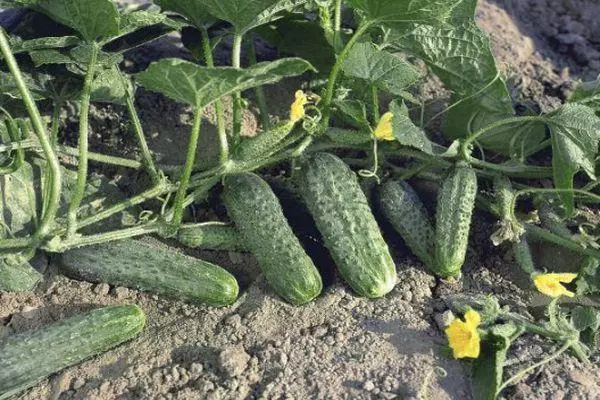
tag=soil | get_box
[2,1,600,399]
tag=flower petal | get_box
[464,309,481,328]
[373,112,394,141]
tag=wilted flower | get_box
[290,90,308,122]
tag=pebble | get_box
[94,283,110,296]
[363,381,376,391]
[218,346,250,377]
[312,325,328,338]
[190,363,203,375]
[114,287,130,299]
[72,377,86,390]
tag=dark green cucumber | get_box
[0,305,145,400]
[177,223,246,252]
[378,179,436,270]
[234,121,295,162]
[295,152,397,298]
[60,240,238,306]
[512,237,536,274]
[0,255,41,292]
[434,161,477,278]
[223,173,323,305]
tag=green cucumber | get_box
[295,152,397,298]
[0,305,145,400]
[512,238,536,274]
[234,121,295,162]
[434,161,477,278]
[378,179,436,270]
[0,255,41,292]
[60,240,238,306]
[223,173,323,305]
[177,223,246,252]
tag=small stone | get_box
[312,325,328,337]
[225,314,242,328]
[218,346,250,377]
[434,310,455,330]
[93,283,110,296]
[401,291,413,302]
[72,377,86,390]
[114,287,130,299]
[190,363,203,375]
[363,380,376,391]
[50,295,60,304]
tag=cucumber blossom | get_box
[434,161,477,278]
[378,179,436,271]
[223,173,323,305]
[295,152,397,298]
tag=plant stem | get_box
[58,145,142,169]
[0,138,36,153]
[50,100,61,146]
[525,224,600,259]
[246,35,271,130]
[468,158,553,178]
[371,86,380,124]
[169,103,204,230]
[231,32,244,145]
[122,74,160,183]
[0,28,62,239]
[321,21,372,130]
[46,223,160,252]
[66,41,98,238]
[200,26,229,165]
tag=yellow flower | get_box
[290,90,308,122]
[445,309,481,359]
[373,112,394,141]
[533,273,578,298]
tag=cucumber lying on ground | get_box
[378,179,436,271]
[177,223,246,252]
[0,305,145,400]
[434,161,478,278]
[0,255,41,292]
[223,173,323,305]
[295,152,397,298]
[60,240,238,306]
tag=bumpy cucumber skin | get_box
[512,238,535,274]
[378,179,436,270]
[234,121,295,162]
[0,305,145,400]
[295,153,397,298]
[0,256,41,292]
[177,224,246,252]
[60,240,238,307]
[223,173,323,305]
[434,162,477,278]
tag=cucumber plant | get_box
[0,1,599,397]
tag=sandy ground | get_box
[1,1,600,399]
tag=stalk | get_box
[200,26,229,165]
[333,0,343,51]
[231,32,244,144]
[247,35,271,130]
[169,103,204,230]
[66,42,99,238]
[58,145,142,169]
[0,28,62,239]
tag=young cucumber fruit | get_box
[434,161,478,278]
[177,223,246,252]
[0,305,145,400]
[233,121,295,163]
[60,240,238,307]
[295,152,397,298]
[378,179,436,271]
[223,173,323,305]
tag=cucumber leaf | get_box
[154,0,215,28]
[548,104,600,214]
[471,323,520,400]
[342,43,422,96]
[0,162,38,238]
[568,75,600,113]
[90,67,127,104]
[0,254,42,292]
[198,0,307,34]
[136,57,314,107]
[29,45,123,69]
[576,256,600,296]
[449,0,477,23]
[570,306,600,347]
[390,100,435,154]
[9,35,80,54]
[346,0,461,27]
[0,71,48,101]
[20,0,120,42]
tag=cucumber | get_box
[434,161,477,278]
[223,173,323,305]
[234,121,295,162]
[0,305,145,400]
[60,240,238,307]
[0,255,41,292]
[177,223,246,252]
[295,152,397,298]
[512,238,536,274]
[378,179,436,270]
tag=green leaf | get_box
[0,162,38,238]
[548,104,600,214]
[342,43,422,96]
[471,323,519,400]
[449,0,477,23]
[333,99,370,129]
[568,75,600,113]
[29,45,123,69]
[199,0,308,34]
[90,67,126,104]
[571,305,600,347]
[390,100,435,154]
[0,71,48,101]
[0,254,42,292]
[25,0,120,42]
[136,57,314,107]
[576,256,600,296]
[154,0,215,28]
[346,0,461,26]
[9,35,80,54]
